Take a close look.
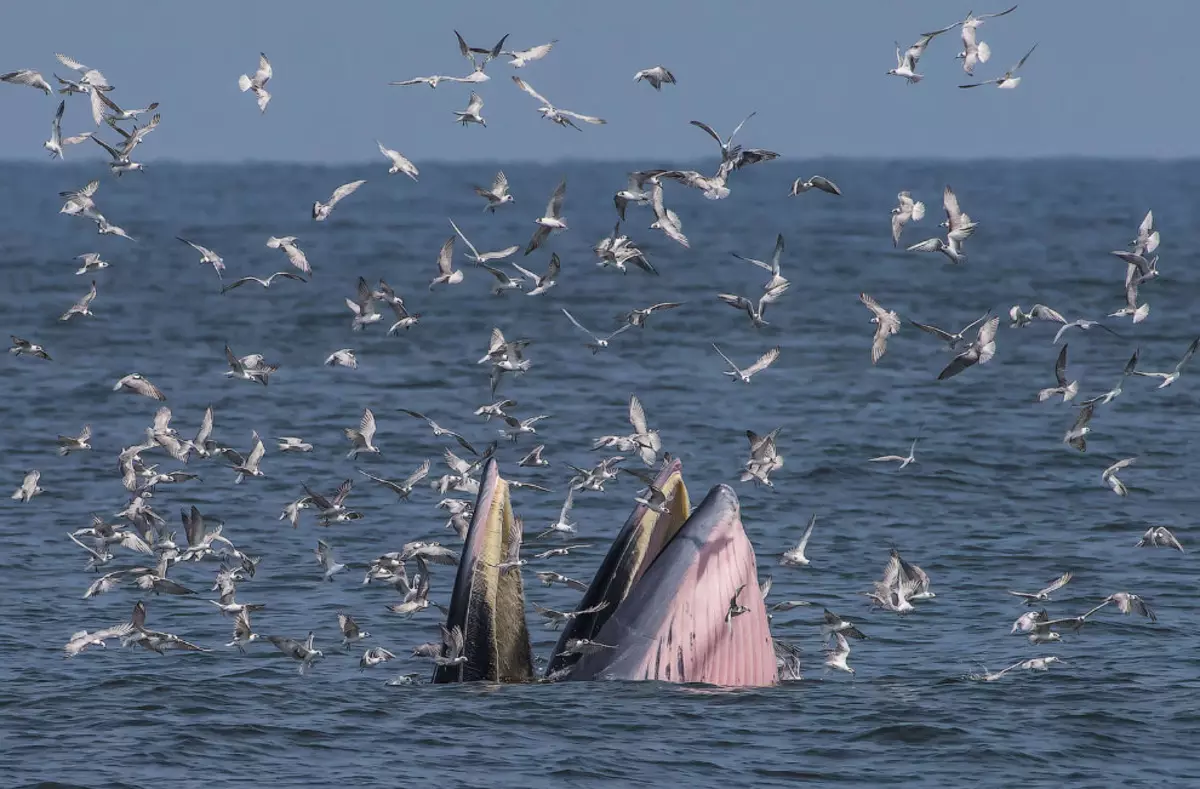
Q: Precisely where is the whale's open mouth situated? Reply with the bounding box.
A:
[435,458,776,687]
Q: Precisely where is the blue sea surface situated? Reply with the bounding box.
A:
[1,159,1197,788]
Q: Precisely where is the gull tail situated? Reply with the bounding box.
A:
[237,74,252,92]
[977,41,991,64]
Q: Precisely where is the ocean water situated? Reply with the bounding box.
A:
[2,159,1198,787]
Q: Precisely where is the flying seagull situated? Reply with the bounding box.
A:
[960,43,1038,89]
[938,316,1000,380]
[237,53,272,112]
[891,191,926,246]
[313,180,366,221]
[1131,337,1199,389]
[711,343,780,383]
[789,176,841,197]
[870,438,919,469]
[1037,344,1079,402]
[633,66,676,90]
[910,311,991,351]
[512,76,606,130]
[859,292,900,364]
[525,178,567,254]
[376,141,418,180]
[453,92,487,127]
[1102,457,1136,497]
[474,171,513,211]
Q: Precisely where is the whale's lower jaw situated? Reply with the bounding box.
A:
[432,459,533,684]
[568,482,777,687]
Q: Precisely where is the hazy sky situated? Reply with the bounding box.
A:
[2,0,1195,162]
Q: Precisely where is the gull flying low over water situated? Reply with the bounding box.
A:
[1037,344,1079,402]
[11,470,43,502]
[1137,526,1183,552]
[325,349,357,369]
[277,437,313,452]
[712,343,780,384]
[633,66,676,90]
[859,293,900,364]
[870,437,919,469]
[75,252,109,275]
[948,5,1018,74]
[733,234,787,291]
[1131,337,1199,389]
[789,176,841,197]
[908,186,977,264]
[359,459,430,501]
[96,91,158,124]
[177,237,225,280]
[891,191,926,246]
[345,408,380,459]
[1109,279,1150,324]
[45,100,92,159]
[647,177,689,248]
[224,345,278,385]
[718,282,789,329]
[346,279,381,330]
[510,253,560,296]
[449,218,520,265]
[526,178,568,254]
[1009,571,1072,605]
[824,632,855,675]
[1111,250,1159,288]
[910,311,991,351]
[313,180,366,221]
[938,316,999,380]
[60,280,97,321]
[237,53,272,112]
[1053,319,1122,345]
[266,236,311,276]
[269,632,322,674]
[114,373,166,401]
[620,301,682,329]
[561,308,633,354]
[612,170,656,220]
[10,336,51,360]
[314,540,345,581]
[1102,457,1136,497]
[780,514,817,567]
[398,409,479,456]
[1,69,52,95]
[1082,348,1140,406]
[474,170,513,211]
[376,141,418,180]
[57,424,92,455]
[1063,401,1096,452]
[228,431,266,483]
[960,43,1038,89]
[221,271,305,293]
[429,236,462,289]
[512,76,606,130]
[453,92,487,127]
[1010,303,1065,329]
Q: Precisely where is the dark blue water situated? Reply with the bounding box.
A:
[2,160,1197,787]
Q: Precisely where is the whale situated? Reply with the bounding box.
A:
[433,457,777,686]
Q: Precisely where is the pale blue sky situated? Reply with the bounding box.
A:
[2,0,1194,162]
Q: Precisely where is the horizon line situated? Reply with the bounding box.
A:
[2,154,1199,167]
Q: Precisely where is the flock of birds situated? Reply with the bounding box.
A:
[2,7,1182,685]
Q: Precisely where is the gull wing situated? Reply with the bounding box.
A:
[1054,344,1070,387]
[512,76,552,107]
[359,409,377,444]
[437,236,456,275]
[559,109,606,125]
[328,180,366,207]
[710,343,741,373]
[561,308,597,342]
[1037,571,1073,597]
[909,320,955,342]
[628,395,648,435]
[1176,337,1200,372]
[743,346,780,377]
[545,178,567,219]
